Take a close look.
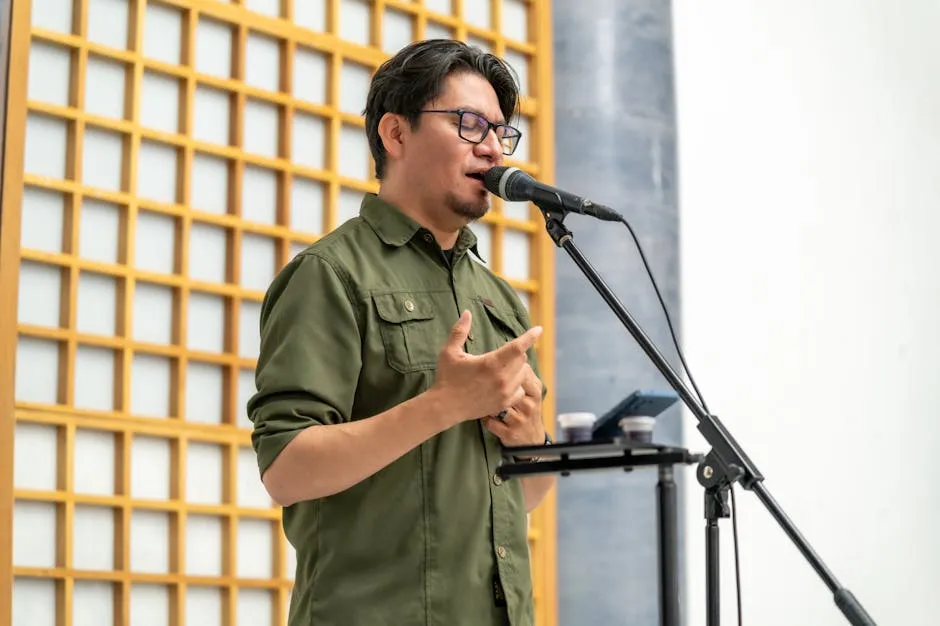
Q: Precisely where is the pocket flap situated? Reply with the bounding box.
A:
[373,292,435,323]
[479,297,525,337]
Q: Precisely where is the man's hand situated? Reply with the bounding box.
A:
[481,363,544,447]
[431,310,543,424]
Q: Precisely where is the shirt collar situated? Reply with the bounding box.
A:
[358,193,486,263]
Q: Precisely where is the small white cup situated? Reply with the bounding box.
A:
[618,415,656,443]
[557,412,597,442]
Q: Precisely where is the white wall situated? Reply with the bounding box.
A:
[672,1,940,625]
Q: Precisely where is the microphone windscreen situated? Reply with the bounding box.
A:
[483,166,510,198]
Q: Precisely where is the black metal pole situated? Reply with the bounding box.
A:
[657,464,680,626]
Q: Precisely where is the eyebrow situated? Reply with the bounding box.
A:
[459,106,506,126]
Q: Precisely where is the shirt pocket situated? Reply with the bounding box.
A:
[372,292,441,373]
[476,297,526,348]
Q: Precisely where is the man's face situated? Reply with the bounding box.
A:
[404,72,508,223]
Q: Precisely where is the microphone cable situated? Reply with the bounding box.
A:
[616,215,744,626]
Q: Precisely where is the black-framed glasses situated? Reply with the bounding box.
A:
[419,109,522,156]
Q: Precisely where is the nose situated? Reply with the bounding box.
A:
[473,127,504,164]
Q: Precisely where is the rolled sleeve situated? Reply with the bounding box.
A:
[246,252,363,476]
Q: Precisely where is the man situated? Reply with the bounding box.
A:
[247,39,555,626]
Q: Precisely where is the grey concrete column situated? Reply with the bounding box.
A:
[551,1,685,624]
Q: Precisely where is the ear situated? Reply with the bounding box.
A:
[377,112,407,162]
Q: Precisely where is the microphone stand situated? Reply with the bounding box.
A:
[537,204,877,626]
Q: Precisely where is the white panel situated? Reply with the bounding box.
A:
[514,116,530,161]
[15,337,60,404]
[245,32,280,92]
[467,36,491,53]
[193,86,231,145]
[131,435,171,500]
[464,0,491,30]
[425,21,453,39]
[503,199,530,222]
[74,428,115,495]
[196,18,233,78]
[17,261,62,327]
[25,114,68,180]
[186,587,222,626]
[339,0,370,46]
[13,578,56,626]
[286,541,297,580]
[85,55,126,119]
[237,369,256,428]
[238,300,261,359]
[382,10,413,55]
[130,585,170,626]
[240,234,275,291]
[291,112,326,171]
[237,589,273,626]
[74,346,116,411]
[294,0,326,33]
[31,0,74,34]
[13,501,57,567]
[138,141,179,204]
[143,2,183,65]
[471,222,492,267]
[185,361,224,424]
[246,0,280,18]
[82,127,124,192]
[502,0,528,42]
[504,49,529,96]
[292,47,328,104]
[187,292,225,353]
[237,519,273,578]
[189,222,228,284]
[133,282,174,345]
[242,166,278,224]
[289,240,309,259]
[339,61,371,115]
[79,198,121,263]
[337,187,363,225]
[130,353,172,418]
[237,446,269,508]
[515,289,530,312]
[289,176,324,234]
[14,422,59,491]
[74,581,114,626]
[425,0,452,16]
[74,505,115,570]
[134,210,177,275]
[502,229,530,280]
[20,188,66,253]
[186,442,223,504]
[76,271,117,336]
[338,125,369,180]
[87,0,130,50]
[243,99,280,158]
[191,154,230,214]
[130,510,169,573]
[28,41,71,106]
[186,515,223,576]
[141,71,181,133]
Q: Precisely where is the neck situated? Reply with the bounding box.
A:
[377,175,463,250]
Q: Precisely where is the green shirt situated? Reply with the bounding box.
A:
[247,193,547,626]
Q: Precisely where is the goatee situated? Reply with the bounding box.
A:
[445,192,489,221]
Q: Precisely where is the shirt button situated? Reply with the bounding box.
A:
[493,473,502,486]
[424,233,433,243]
[403,300,415,312]
[497,546,507,558]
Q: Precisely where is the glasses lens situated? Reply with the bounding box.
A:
[458,111,488,142]
[498,128,521,155]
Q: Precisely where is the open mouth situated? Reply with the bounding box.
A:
[466,172,485,183]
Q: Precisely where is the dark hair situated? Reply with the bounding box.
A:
[364,39,520,179]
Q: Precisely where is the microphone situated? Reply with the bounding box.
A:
[483,166,623,222]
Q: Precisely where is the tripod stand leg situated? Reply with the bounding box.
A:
[657,465,680,626]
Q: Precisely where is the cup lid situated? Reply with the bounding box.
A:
[618,415,656,431]
[557,412,596,427]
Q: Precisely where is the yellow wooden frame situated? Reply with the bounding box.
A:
[1,0,557,624]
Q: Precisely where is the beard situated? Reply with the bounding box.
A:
[444,189,489,221]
